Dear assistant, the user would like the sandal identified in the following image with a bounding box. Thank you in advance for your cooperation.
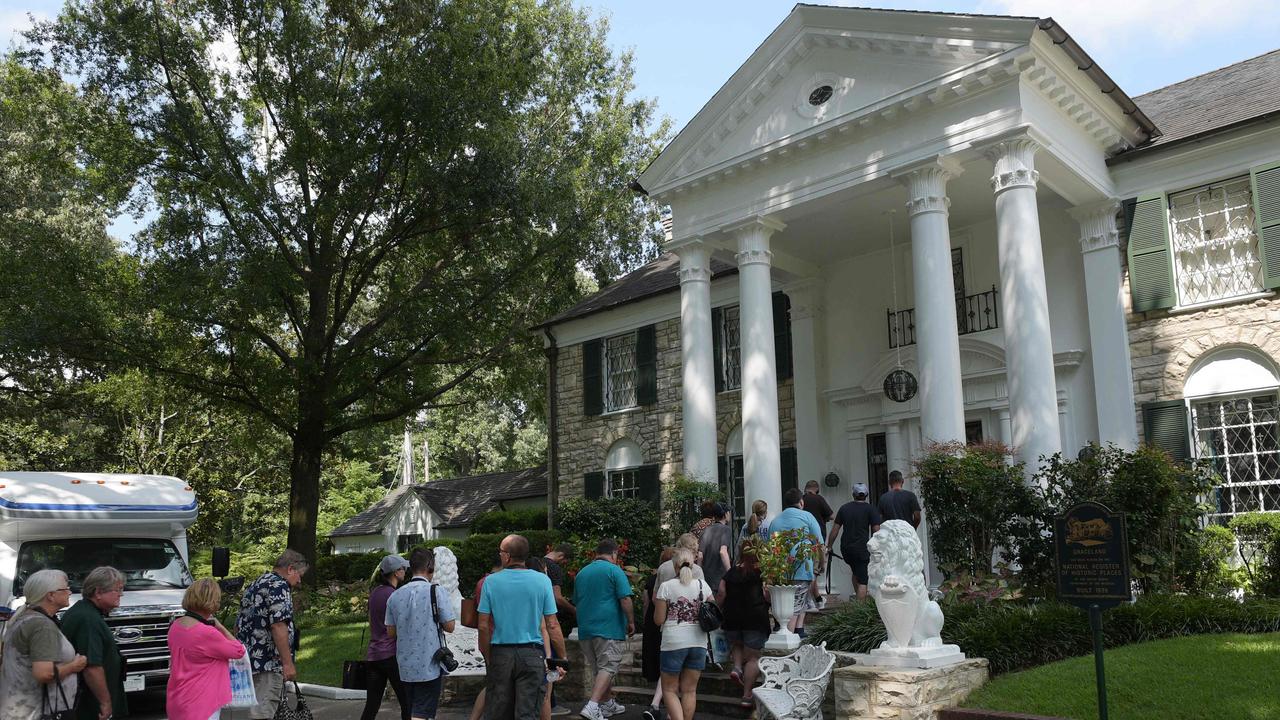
[729,667,743,687]
[740,697,754,708]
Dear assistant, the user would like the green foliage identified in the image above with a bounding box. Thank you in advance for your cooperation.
[472,507,549,535]
[807,594,1280,675]
[555,497,665,567]
[937,561,1024,604]
[661,474,724,540]
[1257,533,1280,598]
[1032,444,1218,596]
[312,551,385,586]
[1229,512,1280,589]
[1176,524,1244,597]
[317,461,388,542]
[455,530,565,596]
[915,442,1040,582]
[744,527,821,585]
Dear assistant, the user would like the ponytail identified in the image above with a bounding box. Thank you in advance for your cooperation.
[673,548,694,584]
[746,500,767,535]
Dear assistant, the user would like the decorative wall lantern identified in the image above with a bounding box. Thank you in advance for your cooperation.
[883,368,918,403]
[824,471,840,488]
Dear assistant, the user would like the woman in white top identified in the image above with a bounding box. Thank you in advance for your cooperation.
[653,547,714,720]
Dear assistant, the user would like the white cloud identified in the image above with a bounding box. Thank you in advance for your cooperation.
[979,0,1273,51]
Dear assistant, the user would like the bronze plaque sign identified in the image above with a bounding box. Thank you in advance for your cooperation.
[1054,501,1131,609]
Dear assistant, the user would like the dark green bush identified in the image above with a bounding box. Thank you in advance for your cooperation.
[1176,524,1241,596]
[661,475,724,542]
[472,507,549,535]
[806,594,1280,675]
[455,530,564,596]
[1228,512,1280,590]
[1256,533,1280,598]
[313,550,384,585]
[555,497,664,567]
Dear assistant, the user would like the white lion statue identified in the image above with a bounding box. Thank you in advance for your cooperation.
[866,519,945,651]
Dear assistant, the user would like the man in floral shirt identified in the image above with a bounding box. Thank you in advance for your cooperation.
[227,549,307,719]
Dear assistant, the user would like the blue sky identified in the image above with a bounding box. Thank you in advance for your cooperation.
[4,0,1277,236]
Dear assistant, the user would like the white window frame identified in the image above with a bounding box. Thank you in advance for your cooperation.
[717,304,742,392]
[602,331,638,413]
[1189,391,1280,521]
[606,467,641,499]
[1168,176,1265,309]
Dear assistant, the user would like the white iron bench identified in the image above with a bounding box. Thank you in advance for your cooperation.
[754,643,836,720]
[444,626,487,677]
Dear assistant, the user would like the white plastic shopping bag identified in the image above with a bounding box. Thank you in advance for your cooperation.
[227,649,259,708]
[709,629,730,665]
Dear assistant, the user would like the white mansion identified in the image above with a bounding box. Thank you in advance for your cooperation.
[535,6,1280,593]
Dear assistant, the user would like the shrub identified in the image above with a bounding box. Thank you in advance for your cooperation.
[1228,512,1280,589]
[455,530,564,595]
[472,507,549,534]
[1257,533,1280,598]
[555,497,664,567]
[806,594,1280,675]
[661,474,724,541]
[1176,524,1243,596]
[313,550,384,585]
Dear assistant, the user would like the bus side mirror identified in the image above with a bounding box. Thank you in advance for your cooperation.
[212,547,231,578]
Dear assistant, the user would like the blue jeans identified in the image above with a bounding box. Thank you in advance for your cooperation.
[659,646,707,674]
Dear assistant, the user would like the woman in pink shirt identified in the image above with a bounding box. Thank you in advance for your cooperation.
[166,578,246,720]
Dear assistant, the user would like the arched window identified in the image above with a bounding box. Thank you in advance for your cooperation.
[605,438,644,499]
[1186,347,1280,519]
[723,426,745,521]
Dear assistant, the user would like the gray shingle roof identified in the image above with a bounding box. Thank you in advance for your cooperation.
[328,465,548,537]
[536,253,737,329]
[1115,50,1280,162]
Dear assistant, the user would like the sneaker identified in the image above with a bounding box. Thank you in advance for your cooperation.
[580,704,606,720]
[642,707,660,720]
[600,699,627,717]
[551,706,571,717]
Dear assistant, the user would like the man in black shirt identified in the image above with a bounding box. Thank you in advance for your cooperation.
[877,470,922,528]
[543,543,576,717]
[801,480,835,609]
[827,483,881,599]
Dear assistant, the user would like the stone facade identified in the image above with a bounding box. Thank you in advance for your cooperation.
[553,315,797,498]
[834,659,990,720]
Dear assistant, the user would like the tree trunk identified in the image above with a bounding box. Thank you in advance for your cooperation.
[287,421,325,575]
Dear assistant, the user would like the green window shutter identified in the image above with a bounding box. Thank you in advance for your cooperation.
[1250,163,1280,290]
[780,446,799,495]
[635,325,658,405]
[1125,193,1176,311]
[711,306,725,393]
[584,471,605,500]
[637,464,661,509]
[773,292,793,381]
[1143,400,1190,464]
[582,339,603,416]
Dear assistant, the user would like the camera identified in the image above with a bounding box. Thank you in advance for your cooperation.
[434,646,459,673]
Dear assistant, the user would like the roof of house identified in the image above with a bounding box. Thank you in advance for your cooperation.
[328,465,547,537]
[535,252,737,329]
[1114,49,1280,162]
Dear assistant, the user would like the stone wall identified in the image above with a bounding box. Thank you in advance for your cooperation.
[553,316,797,499]
[834,659,989,720]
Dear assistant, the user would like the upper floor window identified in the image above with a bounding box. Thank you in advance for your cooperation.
[582,325,657,416]
[1169,177,1263,306]
[603,332,638,412]
[712,293,793,392]
[717,305,742,391]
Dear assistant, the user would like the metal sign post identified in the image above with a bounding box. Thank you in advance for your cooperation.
[1054,502,1130,720]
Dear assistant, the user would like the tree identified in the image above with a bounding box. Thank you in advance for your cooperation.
[31,0,666,568]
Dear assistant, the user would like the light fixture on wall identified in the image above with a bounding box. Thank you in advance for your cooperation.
[823,471,841,488]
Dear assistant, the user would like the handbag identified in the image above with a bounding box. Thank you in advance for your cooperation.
[341,627,368,690]
[40,665,76,720]
[460,596,479,629]
[227,650,259,708]
[273,681,314,720]
[696,583,723,632]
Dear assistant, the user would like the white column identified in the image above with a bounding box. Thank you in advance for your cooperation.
[676,240,719,482]
[997,408,1013,445]
[986,136,1061,471]
[731,216,786,515]
[787,280,825,493]
[847,429,867,488]
[1070,201,1140,450]
[896,157,967,445]
[885,421,907,478]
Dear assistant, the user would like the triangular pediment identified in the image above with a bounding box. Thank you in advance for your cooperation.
[639,7,1037,194]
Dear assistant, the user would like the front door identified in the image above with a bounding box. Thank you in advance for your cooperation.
[866,432,889,503]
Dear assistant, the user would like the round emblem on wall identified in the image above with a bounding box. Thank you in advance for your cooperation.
[807,85,834,106]
[883,369,918,403]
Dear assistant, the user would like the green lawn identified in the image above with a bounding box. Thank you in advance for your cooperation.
[296,621,366,687]
[963,633,1280,720]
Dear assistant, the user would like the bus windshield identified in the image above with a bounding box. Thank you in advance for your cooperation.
[15,538,193,597]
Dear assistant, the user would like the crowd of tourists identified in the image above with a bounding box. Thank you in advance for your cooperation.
[0,473,919,720]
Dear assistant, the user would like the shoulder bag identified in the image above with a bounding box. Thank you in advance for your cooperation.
[273,680,314,720]
[340,625,368,690]
[460,596,479,629]
[40,663,76,720]
[696,582,723,632]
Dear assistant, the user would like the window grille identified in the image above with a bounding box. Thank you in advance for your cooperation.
[1169,177,1263,306]
[1191,393,1280,520]
[607,469,640,499]
[603,333,638,412]
[720,305,742,391]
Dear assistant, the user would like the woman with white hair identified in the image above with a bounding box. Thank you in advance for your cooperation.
[63,565,128,720]
[0,569,88,720]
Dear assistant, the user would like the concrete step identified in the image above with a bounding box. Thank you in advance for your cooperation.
[610,685,756,719]
[613,667,748,700]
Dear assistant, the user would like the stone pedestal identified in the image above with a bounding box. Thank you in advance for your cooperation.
[835,658,989,720]
[851,644,966,669]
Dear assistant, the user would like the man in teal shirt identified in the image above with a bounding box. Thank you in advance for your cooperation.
[768,488,825,637]
[572,539,634,720]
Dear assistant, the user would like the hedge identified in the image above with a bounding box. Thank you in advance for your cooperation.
[805,595,1280,675]
[455,530,565,596]
[471,507,549,535]
[313,539,463,585]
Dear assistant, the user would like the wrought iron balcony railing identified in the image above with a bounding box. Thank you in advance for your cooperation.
[887,285,1000,349]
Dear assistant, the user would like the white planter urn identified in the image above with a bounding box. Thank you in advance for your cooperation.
[765,584,802,651]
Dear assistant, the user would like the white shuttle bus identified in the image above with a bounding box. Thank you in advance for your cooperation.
[0,472,199,693]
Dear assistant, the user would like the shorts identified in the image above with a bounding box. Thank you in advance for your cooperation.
[723,629,768,650]
[793,585,809,611]
[659,646,708,674]
[844,548,870,585]
[219,671,283,720]
[580,636,625,676]
[404,676,444,719]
